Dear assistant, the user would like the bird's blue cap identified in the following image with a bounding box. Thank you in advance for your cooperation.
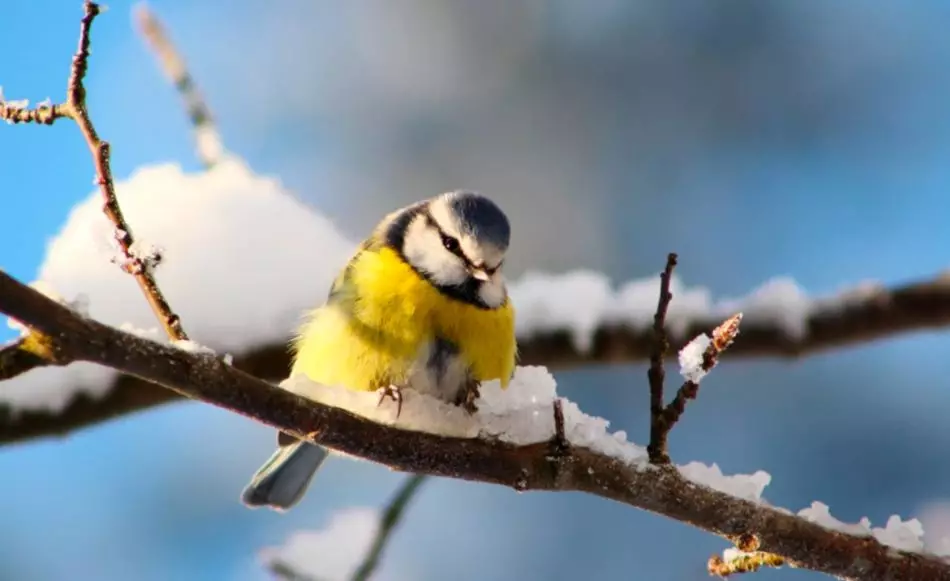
[447,191,511,250]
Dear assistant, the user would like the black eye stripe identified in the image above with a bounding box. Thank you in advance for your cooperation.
[422,210,505,276]
[425,212,472,264]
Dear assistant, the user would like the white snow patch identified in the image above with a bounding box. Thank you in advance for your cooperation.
[509,270,614,352]
[282,365,650,465]
[716,277,810,340]
[170,339,216,355]
[798,501,873,536]
[1,157,352,413]
[259,507,400,581]
[678,462,771,502]
[678,334,712,384]
[873,515,926,553]
[798,501,936,553]
[509,270,814,350]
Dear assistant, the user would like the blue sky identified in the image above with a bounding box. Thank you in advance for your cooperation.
[5,2,950,580]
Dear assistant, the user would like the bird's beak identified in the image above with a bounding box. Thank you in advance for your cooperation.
[471,268,491,281]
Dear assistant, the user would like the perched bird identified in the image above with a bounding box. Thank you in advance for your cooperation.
[241,190,517,511]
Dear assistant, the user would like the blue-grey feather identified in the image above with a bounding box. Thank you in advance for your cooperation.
[447,191,511,250]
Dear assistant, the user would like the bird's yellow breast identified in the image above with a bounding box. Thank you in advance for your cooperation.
[291,246,517,393]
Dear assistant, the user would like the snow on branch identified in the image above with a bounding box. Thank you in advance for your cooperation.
[3,26,950,440]
[1,270,949,580]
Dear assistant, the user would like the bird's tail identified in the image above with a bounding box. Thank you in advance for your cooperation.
[241,441,329,511]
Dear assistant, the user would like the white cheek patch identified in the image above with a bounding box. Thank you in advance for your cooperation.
[478,275,507,308]
[402,218,467,286]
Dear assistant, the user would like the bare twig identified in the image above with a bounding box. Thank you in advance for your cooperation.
[134,2,223,168]
[647,253,677,464]
[351,474,428,581]
[1,270,948,580]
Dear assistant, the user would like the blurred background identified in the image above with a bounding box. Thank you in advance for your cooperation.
[3,1,950,579]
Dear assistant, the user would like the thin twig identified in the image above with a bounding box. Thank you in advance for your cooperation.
[1,270,948,581]
[0,1,187,342]
[351,474,428,581]
[133,2,224,168]
[647,253,677,463]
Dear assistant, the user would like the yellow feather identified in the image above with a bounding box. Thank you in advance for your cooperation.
[291,245,517,393]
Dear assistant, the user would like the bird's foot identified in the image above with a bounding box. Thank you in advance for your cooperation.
[377,384,404,418]
[455,379,480,415]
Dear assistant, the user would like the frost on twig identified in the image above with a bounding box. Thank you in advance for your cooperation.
[646,253,742,464]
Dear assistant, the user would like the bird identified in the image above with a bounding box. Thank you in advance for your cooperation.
[241,190,517,511]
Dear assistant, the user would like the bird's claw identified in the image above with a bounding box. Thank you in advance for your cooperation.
[378,385,404,418]
[455,380,480,415]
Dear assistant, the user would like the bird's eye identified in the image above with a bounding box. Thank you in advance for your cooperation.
[441,233,461,254]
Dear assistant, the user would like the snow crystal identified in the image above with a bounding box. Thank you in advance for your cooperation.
[117,322,162,340]
[678,462,771,502]
[170,339,217,355]
[678,334,711,383]
[1,157,353,412]
[259,507,398,581]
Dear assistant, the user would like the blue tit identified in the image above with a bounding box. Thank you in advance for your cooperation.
[241,190,517,511]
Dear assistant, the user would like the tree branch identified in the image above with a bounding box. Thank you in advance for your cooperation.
[0,270,946,580]
[3,271,950,445]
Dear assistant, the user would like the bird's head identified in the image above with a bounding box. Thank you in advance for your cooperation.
[388,190,510,309]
